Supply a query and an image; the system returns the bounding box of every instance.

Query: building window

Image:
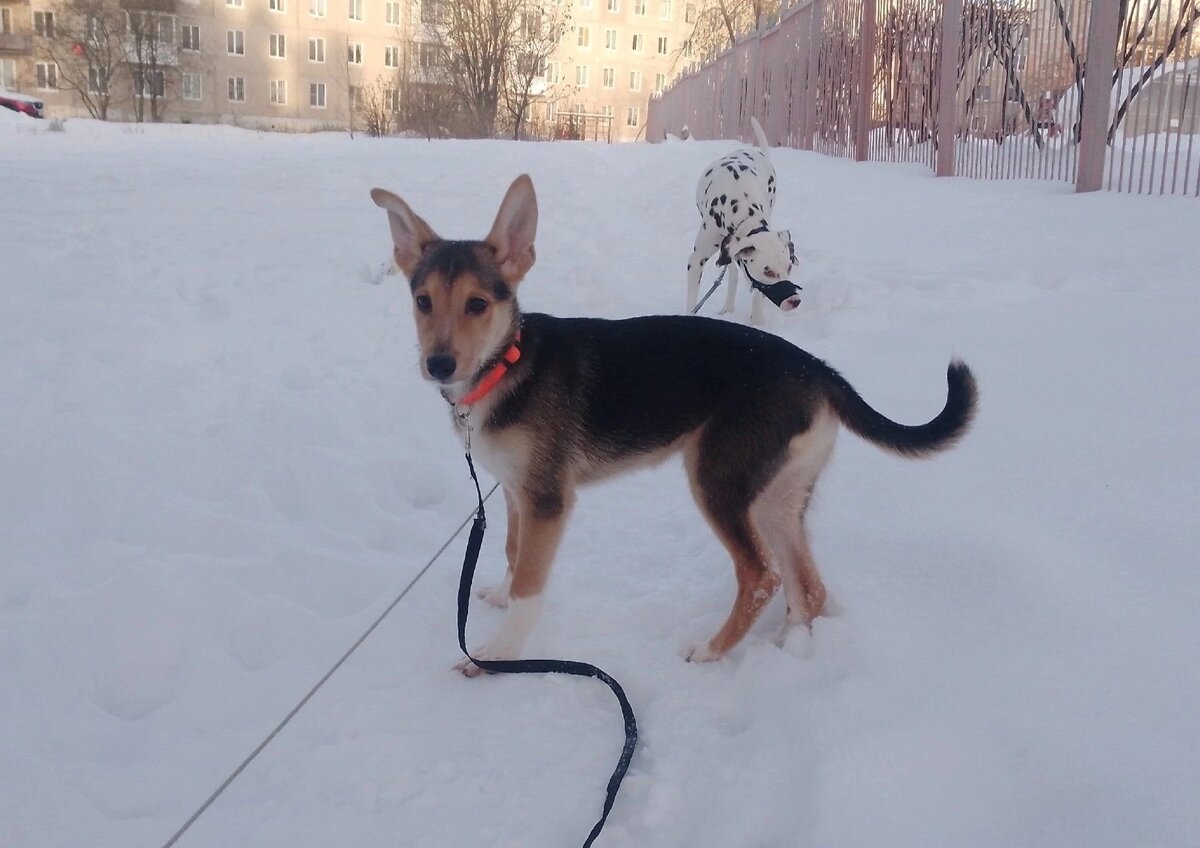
[606,0,618,11]
[270,33,286,58]
[683,38,692,57]
[575,64,588,87]
[657,36,668,54]
[654,72,666,91]
[578,0,591,7]
[684,2,696,23]
[631,33,643,51]
[604,29,616,50]
[34,11,55,37]
[385,44,399,67]
[310,81,326,108]
[386,1,401,24]
[181,24,200,51]
[602,104,612,117]
[660,0,671,19]
[629,69,641,91]
[227,0,243,7]
[577,26,589,47]
[88,67,108,94]
[35,62,57,89]
[626,105,639,127]
[227,30,244,55]
[348,41,363,63]
[977,84,992,102]
[270,79,287,104]
[0,8,10,34]
[634,0,645,14]
[183,72,202,101]
[418,41,439,69]
[0,59,15,90]
[602,67,614,88]
[385,86,399,111]
[309,37,325,62]
[421,0,444,23]
[270,0,285,10]
[310,0,327,17]
[132,69,165,98]
[348,0,363,20]
[544,61,559,83]
[228,76,245,101]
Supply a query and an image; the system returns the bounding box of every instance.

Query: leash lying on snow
[457,449,638,848]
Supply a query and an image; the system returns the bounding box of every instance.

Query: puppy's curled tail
[750,116,771,156]
[824,361,977,458]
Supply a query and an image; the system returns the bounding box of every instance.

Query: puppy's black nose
[426,354,457,381]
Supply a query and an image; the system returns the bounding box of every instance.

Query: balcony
[0,32,32,54]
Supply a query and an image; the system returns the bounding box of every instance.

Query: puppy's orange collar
[458,332,521,406]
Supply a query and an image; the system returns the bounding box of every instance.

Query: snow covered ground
[2,110,1199,848]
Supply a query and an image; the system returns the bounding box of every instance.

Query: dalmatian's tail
[750,117,771,158]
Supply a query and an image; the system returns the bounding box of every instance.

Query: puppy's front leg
[458,487,575,678]
[477,487,520,608]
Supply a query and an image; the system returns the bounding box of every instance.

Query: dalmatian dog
[685,117,802,324]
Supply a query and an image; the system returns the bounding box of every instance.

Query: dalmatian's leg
[719,262,741,315]
[750,287,767,325]
[686,231,721,313]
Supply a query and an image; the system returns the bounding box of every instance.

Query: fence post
[800,0,823,150]
[1076,0,1121,192]
[935,0,962,176]
[855,0,877,161]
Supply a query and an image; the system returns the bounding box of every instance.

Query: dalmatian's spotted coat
[686,118,800,323]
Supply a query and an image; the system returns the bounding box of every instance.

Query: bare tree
[39,0,125,120]
[125,5,177,122]
[423,0,521,137]
[354,74,396,136]
[684,0,778,59]
[501,2,572,139]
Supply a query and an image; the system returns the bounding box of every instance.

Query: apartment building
[551,0,696,140]
[0,0,696,137]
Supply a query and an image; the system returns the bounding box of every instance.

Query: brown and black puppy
[370,175,976,676]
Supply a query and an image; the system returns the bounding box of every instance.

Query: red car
[0,89,45,119]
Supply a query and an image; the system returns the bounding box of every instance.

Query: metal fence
[647,0,1200,196]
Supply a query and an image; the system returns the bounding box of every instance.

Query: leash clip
[454,404,473,453]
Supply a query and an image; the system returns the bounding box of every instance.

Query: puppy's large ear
[370,188,440,278]
[485,175,537,285]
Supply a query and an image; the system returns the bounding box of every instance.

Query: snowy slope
[1,118,1198,848]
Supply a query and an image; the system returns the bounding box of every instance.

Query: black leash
[457,451,637,847]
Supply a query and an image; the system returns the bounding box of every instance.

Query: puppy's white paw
[684,641,723,663]
[453,638,521,678]
[475,585,510,608]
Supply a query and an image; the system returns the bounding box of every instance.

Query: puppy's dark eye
[415,294,432,313]
[465,297,488,316]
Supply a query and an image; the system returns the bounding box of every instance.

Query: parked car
[0,89,45,119]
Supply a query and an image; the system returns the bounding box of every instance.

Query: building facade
[0,0,698,139]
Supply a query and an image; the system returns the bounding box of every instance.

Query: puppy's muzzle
[752,279,803,311]
[425,354,457,382]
